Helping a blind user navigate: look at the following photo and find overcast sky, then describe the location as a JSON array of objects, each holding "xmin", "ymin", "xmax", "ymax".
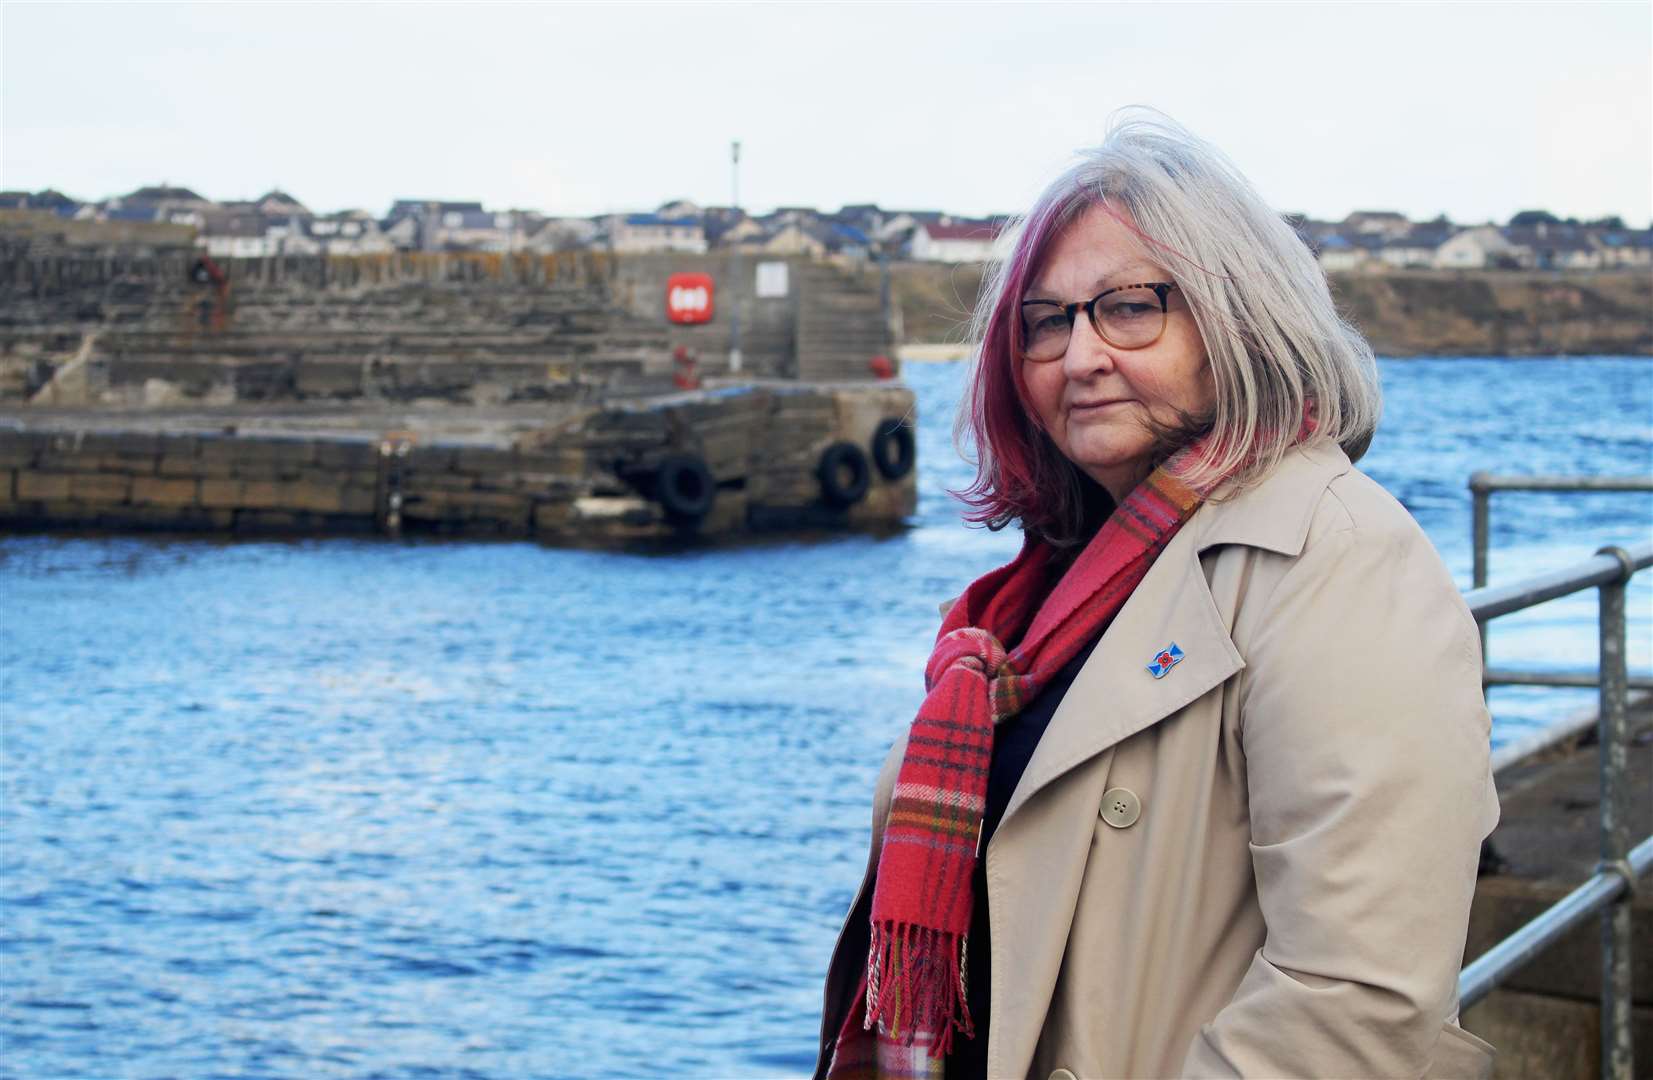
[{"xmin": 3, "ymin": 1, "xmax": 1650, "ymax": 226}]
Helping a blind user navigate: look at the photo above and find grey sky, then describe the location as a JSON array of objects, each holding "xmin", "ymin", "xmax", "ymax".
[{"xmin": 4, "ymin": 1, "xmax": 1650, "ymax": 225}]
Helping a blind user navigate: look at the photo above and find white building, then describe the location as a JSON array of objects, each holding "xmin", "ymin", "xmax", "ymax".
[
  {"xmin": 907, "ymin": 220, "xmax": 1001, "ymax": 262},
  {"xmin": 1433, "ymin": 227, "xmax": 1520, "ymax": 270},
  {"xmin": 607, "ymin": 213, "xmax": 707, "ymax": 254}
]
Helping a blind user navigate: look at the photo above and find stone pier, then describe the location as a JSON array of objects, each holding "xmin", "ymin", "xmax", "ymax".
[{"xmin": 0, "ymin": 381, "xmax": 918, "ymax": 544}]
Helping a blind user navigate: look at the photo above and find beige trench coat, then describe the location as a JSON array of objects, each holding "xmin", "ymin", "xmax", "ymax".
[{"xmin": 816, "ymin": 441, "xmax": 1501, "ymax": 1080}]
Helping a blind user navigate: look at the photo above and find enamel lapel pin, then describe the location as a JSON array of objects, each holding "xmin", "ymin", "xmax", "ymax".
[{"xmin": 1146, "ymin": 642, "xmax": 1184, "ymax": 679}]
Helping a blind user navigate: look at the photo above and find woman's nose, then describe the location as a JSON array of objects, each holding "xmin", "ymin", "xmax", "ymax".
[{"xmin": 1062, "ymin": 315, "xmax": 1116, "ymax": 379}]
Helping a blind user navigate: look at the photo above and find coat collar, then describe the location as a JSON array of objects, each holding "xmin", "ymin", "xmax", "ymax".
[
  {"xmin": 1192, "ymin": 438, "xmax": 1354, "ymax": 557},
  {"xmin": 998, "ymin": 438, "xmax": 1353, "ymax": 829}
]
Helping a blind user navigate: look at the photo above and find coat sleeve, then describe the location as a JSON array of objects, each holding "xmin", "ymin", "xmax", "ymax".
[{"xmin": 1181, "ymin": 518, "xmax": 1500, "ymax": 1079}]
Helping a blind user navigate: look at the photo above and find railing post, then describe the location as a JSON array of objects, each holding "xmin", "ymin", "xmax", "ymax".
[
  {"xmin": 1596, "ymin": 545, "xmax": 1634, "ymax": 1080},
  {"xmin": 1470, "ymin": 472, "xmax": 1491, "ymax": 670}
]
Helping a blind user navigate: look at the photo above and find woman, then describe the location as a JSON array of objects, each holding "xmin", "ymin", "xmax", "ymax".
[{"xmin": 815, "ymin": 114, "xmax": 1499, "ymax": 1080}]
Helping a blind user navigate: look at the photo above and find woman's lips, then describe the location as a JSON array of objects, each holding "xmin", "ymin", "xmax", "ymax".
[{"xmin": 1069, "ymin": 399, "xmax": 1134, "ymax": 415}]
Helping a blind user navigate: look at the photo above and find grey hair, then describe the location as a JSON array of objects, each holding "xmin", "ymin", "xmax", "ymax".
[{"xmin": 963, "ymin": 109, "xmax": 1381, "ymax": 500}]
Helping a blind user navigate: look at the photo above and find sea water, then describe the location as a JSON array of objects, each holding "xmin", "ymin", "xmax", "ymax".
[{"xmin": 2, "ymin": 357, "xmax": 1649, "ymax": 1077}]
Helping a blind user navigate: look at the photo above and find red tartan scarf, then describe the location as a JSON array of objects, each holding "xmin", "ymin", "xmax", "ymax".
[{"xmin": 826, "ymin": 438, "xmax": 1227, "ymax": 1079}]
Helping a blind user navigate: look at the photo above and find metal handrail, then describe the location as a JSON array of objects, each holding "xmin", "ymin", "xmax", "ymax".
[
  {"xmin": 1469, "ymin": 472, "xmax": 1653, "ymax": 688},
  {"xmin": 1457, "ymin": 538, "xmax": 1651, "ymax": 1080}
]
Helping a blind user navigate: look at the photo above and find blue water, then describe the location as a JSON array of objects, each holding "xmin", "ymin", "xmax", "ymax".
[{"xmin": 2, "ymin": 357, "xmax": 1649, "ymax": 1078}]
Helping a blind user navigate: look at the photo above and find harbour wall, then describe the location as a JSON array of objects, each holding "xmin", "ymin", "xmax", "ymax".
[{"xmin": 2, "ymin": 251, "xmax": 897, "ymax": 406}]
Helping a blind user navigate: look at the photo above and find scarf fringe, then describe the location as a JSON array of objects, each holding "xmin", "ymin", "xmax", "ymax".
[{"xmin": 863, "ymin": 920, "xmax": 973, "ymax": 1057}]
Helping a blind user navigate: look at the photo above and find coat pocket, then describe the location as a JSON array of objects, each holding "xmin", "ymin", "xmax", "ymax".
[{"xmin": 1425, "ymin": 1021, "xmax": 1494, "ymax": 1080}]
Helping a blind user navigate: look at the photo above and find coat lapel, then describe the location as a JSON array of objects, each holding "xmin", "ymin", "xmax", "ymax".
[
  {"xmin": 1002, "ymin": 518, "xmax": 1243, "ymax": 828},
  {"xmin": 1000, "ymin": 438, "xmax": 1353, "ymax": 826}
]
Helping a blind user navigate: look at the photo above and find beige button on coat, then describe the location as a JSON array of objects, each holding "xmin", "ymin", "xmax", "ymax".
[{"xmin": 816, "ymin": 441, "xmax": 1500, "ymax": 1079}]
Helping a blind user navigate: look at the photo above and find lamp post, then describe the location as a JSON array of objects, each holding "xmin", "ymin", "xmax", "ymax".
[{"xmin": 729, "ymin": 139, "xmax": 743, "ymax": 375}]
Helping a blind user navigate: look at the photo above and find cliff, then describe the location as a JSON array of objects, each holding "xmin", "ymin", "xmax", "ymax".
[{"xmin": 891, "ymin": 264, "xmax": 1653, "ymax": 357}]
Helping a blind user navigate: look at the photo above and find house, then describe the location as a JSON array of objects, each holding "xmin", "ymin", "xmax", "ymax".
[
  {"xmin": 607, "ymin": 213, "xmax": 707, "ymax": 254},
  {"xmin": 1315, "ymin": 233, "xmax": 1386, "ymax": 272},
  {"xmin": 305, "ymin": 210, "xmax": 393, "ymax": 255},
  {"xmin": 767, "ymin": 206, "xmax": 822, "ymax": 227},
  {"xmin": 1378, "ymin": 221, "xmax": 1456, "ymax": 269},
  {"xmin": 875, "ymin": 209, "xmax": 945, "ymax": 248},
  {"xmin": 380, "ymin": 200, "xmax": 537, "ymax": 253},
  {"xmin": 823, "ymin": 223, "xmax": 872, "ymax": 260},
  {"xmin": 656, "ymin": 198, "xmax": 702, "ymax": 219},
  {"xmin": 435, "ymin": 208, "xmax": 518, "ymax": 251},
  {"xmin": 1594, "ymin": 228, "xmax": 1653, "ymax": 269},
  {"xmin": 0, "ymin": 189, "xmax": 82, "ymax": 217},
  {"xmin": 726, "ymin": 220, "xmax": 827, "ymax": 257},
  {"xmin": 834, "ymin": 203, "xmax": 887, "ymax": 237},
  {"xmin": 199, "ymin": 212, "xmax": 278, "ymax": 257},
  {"xmin": 705, "ymin": 212, "xmax": 765, "ymax": 249},
  {"xmin": 525, "ymin": 216, "xmax": 600, "ymax": 252},
  {"xmin": 1502, "ymin": 224, "xmax": 1603, "ymax": 270},
  {"xmin": 1432, "ymin": 226, "xmax": 1521, "ymax": 270},
  {"xmin": 253, "ymin": 189, "xmax": 308, "ymax": 217},
  {"xmin": 104, "ymin": 184, "xmax": 215, "ymax": 228},
  {"xmin": 907, "ymin": 219, "xmax": 1002, "ymax": 263},
  {"xmin": 1342, "ymin": 210, "xmax": 1413, "ymax": 239}
]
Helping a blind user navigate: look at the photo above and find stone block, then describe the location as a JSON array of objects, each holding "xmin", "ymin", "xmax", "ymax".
[
  {"xmin": 130, "ymin": 476, "xmax": 199, "ymax": 507},
  {"xmin": 516, "ymin": 448, "xmax": 586, "ymax": 475},
  {"xmin": 40, "ymin": 452, "xmax": 155, "ymax": 475},
  {"xmin": 511, "ymin": 472, "xmax": 586, "ymax": 498},
  {"xmin": 400, "ymin": 490, "xmax": 468, "ymax": 522},
  {"xmin": 315, "ymin": 440, "xmax": 379, "ymax": 470},
  {"xmin": 339, "ymin": 486, "xmax": 377, "ymax": 516},
  {"xmin": 403, "ymin": 489, "xmax": 530, "ymax": 527},
  {"xmin": 532, "ymin": 500, "xmax": 577, "ymax": 535},
  {"xmin": 201, "ymin": 438, "xmax": 316, "ymax": 467},
  {"xmin": 1460, "ymin": 987, "xmax": 1653, "ymax": 1080},
  {"xmin": 403, "ymin": 471, "xmax": 483, "ymax": 493},
  {"xmin": 281, "ymin": 480, "xmax": 344, "ymax": 514},
  {"xmin": 0, "ymin": 431, "xmax": 36, "ymax": 468},
  {"xmin": 699, "ymin": 488, "xmax": 748, "ymax": 535},
  {"xmin": 699, "ymin": 429, "xmax": 751, "ymax": 482},
  {"xmin": 158, "ymin": 455, "xmax": 232, "ymax": 477},
  {"xmin": 68, "ymin": 473, "xmax": 130, "ymax": 504},
  {"xmin": 238, "ymin": 480, "xmax": 287, "ymax": 509},
  {"xmin": 156, "ymin": 434, "xmax": 200, "ymax": 459},
  {"xmin": 295, "ymin": 358, "xmax": 365, "ymax": 397},
  {"xmin": 233, "ymin": 510, "xmax": 303, "ymax": 533},
  {"xmin": 79, "ymin": 432, "xmax": 160, "ymax": 457},
  {"xmin": 96, "ymin": 506, "xmax": 232, "ymax": 531},
  {"xmin": 1467, "ymin": 877, "xmax": 1653, "ymax": 1003},
  {"xmin": 198, "ymin": 479, "xmax": 243, "ymax": 508},
  {"xmin": 406, "ymin": 445, "xmax": 457, "ymax": 472},
  {"xmin": 16, "ymin": 471, "xmax": 72, "ymax": 501},
  {"xmin": 452, "ymin": 447, "xmax": 515, "ymax": 474},
  {"xmin": 36, "ymin": 500, "xmax": 99, "ymax": 526}
]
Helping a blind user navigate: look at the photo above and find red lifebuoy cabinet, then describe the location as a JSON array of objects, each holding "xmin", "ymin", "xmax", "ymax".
[{"xmin": 666, "ymin": 273, "xmax": 714, "ymax": 324}]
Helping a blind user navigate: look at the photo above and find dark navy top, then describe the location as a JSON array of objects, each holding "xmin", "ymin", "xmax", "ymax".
[{"xmin": 943, "ymin": 630, "xmax": 1104, "ymax": 1080}]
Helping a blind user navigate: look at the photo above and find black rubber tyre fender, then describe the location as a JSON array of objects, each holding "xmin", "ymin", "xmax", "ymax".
[
  {"xmin": 654, "ymin": 453, "xmax": 716, "ymax": 518},
  {"xmin": 870, "ymin": 417, "xmax": 916, "ymax": 480},
  {"xmin": 816, "ymin": 441, "xmax": 872, "ymax": 507}
]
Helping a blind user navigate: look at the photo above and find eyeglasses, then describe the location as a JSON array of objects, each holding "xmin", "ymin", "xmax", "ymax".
[{"xmin": 1018, "ymin": 281, "xmax": 1178, "ymax": 361}]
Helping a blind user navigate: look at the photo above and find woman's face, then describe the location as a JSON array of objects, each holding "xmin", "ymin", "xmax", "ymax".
[{"xmin": 1020, "ymin": 204, "xmax": 1213, "ymax": 502}]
